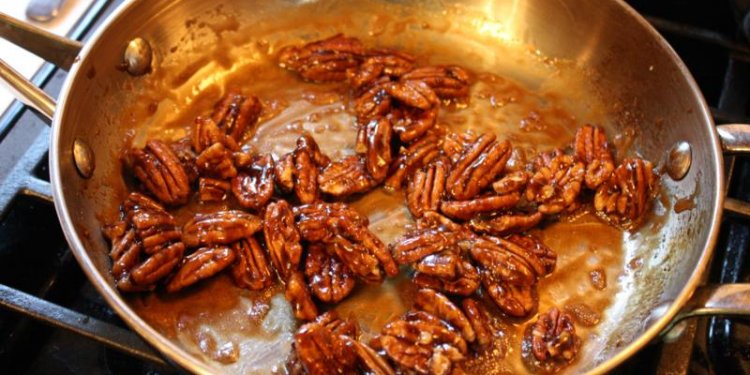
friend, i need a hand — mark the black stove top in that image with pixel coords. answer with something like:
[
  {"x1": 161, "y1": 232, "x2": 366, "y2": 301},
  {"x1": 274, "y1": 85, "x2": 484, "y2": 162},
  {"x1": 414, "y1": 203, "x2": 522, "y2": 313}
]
[{"x1": 0, "y1": 1, "x2": 748, "y2": 374}]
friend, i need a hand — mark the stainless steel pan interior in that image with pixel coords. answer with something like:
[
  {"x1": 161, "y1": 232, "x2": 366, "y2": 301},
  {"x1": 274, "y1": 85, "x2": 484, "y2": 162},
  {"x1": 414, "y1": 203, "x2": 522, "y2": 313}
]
[{"x1": 2, "y1": 0, "x2": 750, "y2": 374}]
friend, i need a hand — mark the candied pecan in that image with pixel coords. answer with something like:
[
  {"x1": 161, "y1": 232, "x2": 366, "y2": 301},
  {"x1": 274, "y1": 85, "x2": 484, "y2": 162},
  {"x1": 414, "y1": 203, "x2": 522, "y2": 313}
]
[
  {"x1": 294, "y1": 311, "x2": 359, "y2": 375},
  {"x1": 127, "y1": 242, "x2": 186, "y2": 291},
  {"x1": 391, "y1": 226, "x2": 463, "y2": 265},
  {"x1": 390, "y1": 106, "x2": 439, "y2": 144},
  {"x1": 468, "y1": 211, "x2": 543, "y2": 236},
  {"x1": 296, "y1": 202, "x2": 398, "y2": 279},
  {"x1": 275, "y1": 152, "x2": 295, "y2": 192},
  {"x1": 387, "y1": 80, "x2": 439, "y2": 111},
  {"x1": 231, "y1": 154, "x2": 275, "y2": 210},
  {"x1": 401, "y1": 65, "x2": 471, "y2": 100},
  {"x1": 526, "y1": 307, "x2": 580, "y2": 364},
  {"x1": 192, "y1": 117, "x2": 238, "y2": 153},
  {"x1": 360, "y1": 117, "x2": 394, "y2": 182},
  {"x1": 198, "y1": 178, "x2": 230, "y2": 202},
  {"x1": 440, "y1": 193, "x2": 521, "y2": 221},
  {"x1": 128, "y1": 140, "x2": 191, "y2": 206},
  {"x1": 196, "y1": 142, "x2": 238, "y2": 180},
  {"x1": 292, "y1": 134, "x2": 330, "y2": 203},
  {"x1": 468, "y1": 238, "x2": 538, "y2": 286},
  {"x1": 492, "y1": 171, "x2": 529, "y2": 195},
  {"x1": 407, "y1": 160, "x2": 448, "y2": 218},
  {"x1": 461, "y1": 299, "x2": 494, "y2": 351},
  {"x1": 285, "y1": 271, "x2": 318, "y2": 320},
  {"x1": 525, "y1": 153, "x2": 585, "y2": 214},
  {"x1": 594, "y1": 158, "x2": 657, "y2": 224},
  {"x1": 414, "y1": 289, "x2": 476, "y2": 343},
  {"x1": 354, "y1": 77, "x2": 392, "y2": 126},
  {"x1": 126, "y1": 195, "x2": 181, "y2": 255},
  {"x1": 376, "y1": 311, "x2": 467, "y2": 375},
  {"x1": 318, "y1": 155, "x2": 377, "y2": 197},
  {"x1": 211, "y1": 92, "x2": 262, "y2": 142},
  {"x1": 506, "y1": 234, "x2": 556, "y2": 275},
  {"x1": 574, "y1": 124, "x2": 615, "y2": 189},
  {"x1": 348, "y1": 338, "x2": 396, "y2": 375},
  {"x1": 183, "y1": 210, "x2": 262, "y2": 247},
  {"x1": 446, "y1": 133, "x2": 512, "y2": 201},
  {"x1": 166, "y1": 246, "x2": 236, "y2": 292},
  {"x1": 470, "y1": 235, "x2": 547, "y2": 281},
  {"x1": 482, "y1": 273, "x2": 537, "y2": 317},
  {"x1": 349, "y1": 50, "x2": 416, "y2": 90},
  {"x1": 304, "y1": 244, "x2": 355, "y2": 303},
  {"x1": 413, "y1": 253, "x2": 480, "y2": 296},
  {"x1": 385, "y1": 133, "x2": 441, "y2": 190},
  {"x1": 441, "y1": 131, "x2": 478, "y2": 164},
  {"x1": 170, "y1": 137, "x2": 199, "y2": 183},
  {"x1": 279, "y1": 34, "x2": 365, "y2": 82},
  {"x1": 263, "y1": 200, "x2": 303, "y2": 280},
  {"x1": 231, "y1": 238, "x2": 273, "y2": 291}
]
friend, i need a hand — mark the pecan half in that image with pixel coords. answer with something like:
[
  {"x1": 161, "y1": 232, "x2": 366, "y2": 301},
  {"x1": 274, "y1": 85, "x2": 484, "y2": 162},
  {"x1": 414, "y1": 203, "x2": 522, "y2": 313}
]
[
  {"x1": 279, "y1": 34, "x2": 365, "y2": 82},
  {"x1": 128, "y1": 140, "x2": 191, "y2": 206},
  {"x1": 211, "y1": 92, "x2": 262, "y2": 142},
  {"x1": 183, "y1": 210, "x2": 262, "y2": 247},
  {"x1": 407, "y1": 160, "x2": 448, "y2": 218},
  {"x1": 413, "y1": 252, "x2": 480, "y2": 296},
  {"x1": 375, "y1": 311, "x2": 467, "y2": 375},
  {"x1": 304, "y1": 243, "x2": 356, "y2": 303},
  {"x1": 526, "y1": 153, "x2": 585, "y2": 214},
  {"x1": 506, "y1": 234, "x2": 556, "y2": 275},
  {"x1": 525, "y1": 307, "x2": 580, "y2": 365},
  {"x1": 391, "y1": 225, "x2": 464, "y2": 265},
  {"x1": 386, "y1": 80, "x2": 440, "y2": 143},
  {"x1": 594, "y1": 157, "x2": 657, "y2": 225},
  {"x1": 285, "y1": 270, "x2": 319, "y2": 321},
  {"x1": 349, "y1": 51, "x2": 415, "y2": 90},
  {"x1": 231, "y1": 237, "x2": 273, "y2": 291},
  {"x1": 263, "y1": 200, "x2": 303, "y2": 280},
  {"x1": 293, "y1": 311, "x2": 359, "y2": 375},
  {"x1": 231, "y1": 154, "x2": 275, "y2": 210},
  {"x1": 170, "y1": 137, "x2": 199, "y2": 183},
  {"x1": 385, "y1": 132, "x2": 441, "y2": 191},
  {"x1": 401, "y1": 65, "x2": 471, "y2": 101},
  {"x1": 198, "y1": 178, "x2": 230, "y2": 202},
  {"x1": 414, "y1": 289, "x2": 476, "y2": 343},
  {"x1": 318, "y1": 155, "x2": 377, "y2": 197},
  {"x1": 461, "y1": 299, "x2": 494, "y2": 351},
  {"x1": 482, "y1": 273, "x2": 537, "y2": 318},
  {"x1": 107, "y1": 193, "x2": 186, "y2": 292},
  {"x1": 275, "y1": 152, "x2": 295, "y2": 192},
  {"x1": 196, "y1": 142, "x2": 238, "y2": 180},
  {"x1": 354, "y1": 77, "x2": 392, "y2": 126},
  {"x1": 292, "y1": 134, "x2": 330, "y2": 203},
  {"x1": 492, "y1": 171, "x2": 529, "y2": 195},
  {"x1": 441, "y1": 131, "x2": 478, "y2": 164},
  {"x1": 166, "y1": 246, "x2": 236, "y2": 292},
  {"x1": 439, "y1": 193, "x2": 521, "y2": 221},
  {"x1": 470, "y1": 235, "x2": 547, "y2": 280},
  {"x1": 349, "y1": 338, "x2": 396, "y2": 375},
  {"x1": 468, "y1": 211, "x2": 543, "y2": 236},
  {"x1": 360, "y1": 117, "x2": 394, "y2": 182},
  {"x1": 469, "y1": 237, "x2": 538, "y2": 286},
  {"x1": 296, "y1": 202, "x2": 398, "y2": 280},
  {"x1": 193, "y1": 117, "x2": 239, "y2": 154},
  {"x1": 574, "y1": 124, "x2": 615, "y2": 189},
  {"x1": 446, "y1": 133, "x2": 512, "y2": 201}
]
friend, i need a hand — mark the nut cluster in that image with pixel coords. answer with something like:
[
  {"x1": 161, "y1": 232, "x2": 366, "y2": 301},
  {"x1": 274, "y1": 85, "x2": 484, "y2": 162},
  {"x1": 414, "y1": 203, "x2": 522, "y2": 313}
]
[{"x1": 103, "y1": 34, "x2": 661, "y2": 374}]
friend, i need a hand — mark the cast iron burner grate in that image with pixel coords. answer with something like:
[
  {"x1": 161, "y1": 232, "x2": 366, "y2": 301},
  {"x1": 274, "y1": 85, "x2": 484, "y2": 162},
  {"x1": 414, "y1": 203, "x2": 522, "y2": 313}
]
[{"x1": 0, "y1": 1, "x2": 748, "y2": 374}]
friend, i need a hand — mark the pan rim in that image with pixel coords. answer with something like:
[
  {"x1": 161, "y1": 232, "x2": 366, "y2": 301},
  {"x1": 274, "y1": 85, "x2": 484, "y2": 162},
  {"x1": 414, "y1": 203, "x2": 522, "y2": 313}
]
[{"x1": 48, "y1": 0, "x2": 726, "y2": 374}]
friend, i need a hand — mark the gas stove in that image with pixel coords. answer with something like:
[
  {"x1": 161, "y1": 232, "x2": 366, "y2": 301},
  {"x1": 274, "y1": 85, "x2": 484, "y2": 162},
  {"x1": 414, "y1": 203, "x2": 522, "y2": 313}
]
[{"x1": 0, "y1": 1, "x2": 748, "y2": 374}]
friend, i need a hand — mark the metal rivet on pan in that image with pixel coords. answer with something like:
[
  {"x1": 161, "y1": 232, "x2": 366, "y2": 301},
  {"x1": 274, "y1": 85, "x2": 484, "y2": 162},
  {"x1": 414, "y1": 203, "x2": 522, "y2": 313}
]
[
  {"x1": 73, "y1": 138, "x2": 95, "y2": 179},
  {"x1": 666, "y1": 141, "x2": 692, "y2": 181},
  {"x1": 123, "y1": 37, "x2": 152, "y2": 76}
]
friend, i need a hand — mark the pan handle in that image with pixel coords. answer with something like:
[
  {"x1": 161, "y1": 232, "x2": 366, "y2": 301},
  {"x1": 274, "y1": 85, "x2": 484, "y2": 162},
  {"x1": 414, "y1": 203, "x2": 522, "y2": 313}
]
[
  {"x1": 0, "y1": 12, "x2": 82, "y2": 120},
  {"x1": 662, "y1": 284, "x2": 750, "y2": 336},
  {"x1": 717, "y1": 124, "x2": 750, "y2": 219}
]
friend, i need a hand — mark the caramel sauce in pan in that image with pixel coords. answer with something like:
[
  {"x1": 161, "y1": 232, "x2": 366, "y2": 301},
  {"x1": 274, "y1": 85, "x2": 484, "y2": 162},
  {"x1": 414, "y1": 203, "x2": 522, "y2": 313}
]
[{"x1": 122, "y1": 10, "x2": 632, "y2": 374}]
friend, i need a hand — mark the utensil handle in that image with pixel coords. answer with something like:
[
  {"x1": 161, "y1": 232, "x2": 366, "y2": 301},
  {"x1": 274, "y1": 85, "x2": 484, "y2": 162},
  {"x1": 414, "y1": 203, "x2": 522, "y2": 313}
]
[
  {"x1": 717, "y1": 124, "x2": 750, "y2": 219},
  {"x1": 663, "y1": 284, "x2": 750, "y2": 336},
  {"x1": 0, "y1": 12, "x2": 81, "y2": 120}
]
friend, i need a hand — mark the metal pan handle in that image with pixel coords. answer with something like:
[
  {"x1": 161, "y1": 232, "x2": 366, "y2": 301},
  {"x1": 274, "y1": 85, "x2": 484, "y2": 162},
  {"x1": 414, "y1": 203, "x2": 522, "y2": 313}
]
[
  {"x1": 0, "y1": 11, "x2": 81, "y2": 120},
  {"x1": 662, "y1": 124, "x2": 750, "y2": 336}
]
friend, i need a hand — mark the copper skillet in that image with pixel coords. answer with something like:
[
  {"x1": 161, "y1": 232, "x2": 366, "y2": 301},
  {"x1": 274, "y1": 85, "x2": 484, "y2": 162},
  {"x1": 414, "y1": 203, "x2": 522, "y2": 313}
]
[{"x1": 1, "y1": 0, "x2": 750, "y2": 373}]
